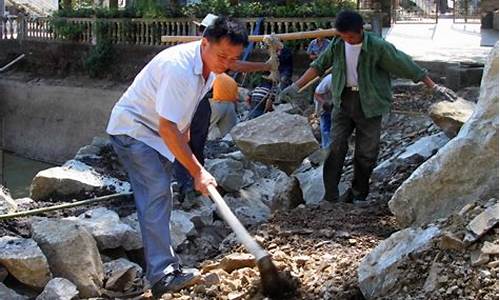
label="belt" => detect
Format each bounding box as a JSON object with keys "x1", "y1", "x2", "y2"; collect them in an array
[{"x1": 345, "y1": 86, "x2": 359, "y2": 92}]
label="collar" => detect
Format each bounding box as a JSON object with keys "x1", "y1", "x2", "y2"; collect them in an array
[{"x1": 193, "y1": 41, "x2": 203, "y2": 75}]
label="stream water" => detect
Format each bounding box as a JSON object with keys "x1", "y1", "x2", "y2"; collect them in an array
[{"x1": 2, "y1": 152, "x2": 54, "y2": 199}]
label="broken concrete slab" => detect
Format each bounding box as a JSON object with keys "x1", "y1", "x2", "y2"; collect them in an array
[
  {"x1": 0, "y1": 236, "x2": 52, "y2": 289},
  {"x1": 30, "y1": 218, "x2": 104, "y2": 298},
  {"x1": 36, "y1": 278, "x2": 79, "y2": 300}
]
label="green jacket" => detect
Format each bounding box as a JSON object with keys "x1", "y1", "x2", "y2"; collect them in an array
[{"x1": 310, "y1": 32, "x2": 427, "y2": 118}]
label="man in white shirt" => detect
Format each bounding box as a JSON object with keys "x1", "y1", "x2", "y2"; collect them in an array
[
  {"x1": 106, "y1": 17, "x2": 248, "y2": 297},
  {"x1": 314, "y1": 74, "x2": 333, "y2": 148}
]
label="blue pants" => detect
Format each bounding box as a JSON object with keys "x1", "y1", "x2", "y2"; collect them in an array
[
  {"x1": 110, "y1": 134, "x2": 178, "y2": 285},
  {"x1": 320, "y1": 111, "x2": 332, "y2": 148},
  {"x1": 173, "y1": 96, "x2": 211, "y2": 192}
]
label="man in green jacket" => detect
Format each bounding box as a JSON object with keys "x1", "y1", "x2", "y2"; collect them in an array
[{"x1": 280, "y1": 10, "x2": 456, "y2": 203}]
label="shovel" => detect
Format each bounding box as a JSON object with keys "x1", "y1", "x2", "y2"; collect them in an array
[{"x1": 207, "y1": 185, "x2": 294, "y2": 297}]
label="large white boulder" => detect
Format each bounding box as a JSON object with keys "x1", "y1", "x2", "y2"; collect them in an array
[
  {"x1": 30, "y1": 218, "x2": 104, "y2": 298},
  {"x1": 30, "y1": 160, "x2": 130, "y2": 201},
  {"x1": 230, "y1": 111, "x2": 319, "y2": 173},
  {"x1": 0, "y1": 236, "x2": 52, "y2": 289},
  {"x1": 389, "y1": 44, "x2": 499, "y2": 227}
]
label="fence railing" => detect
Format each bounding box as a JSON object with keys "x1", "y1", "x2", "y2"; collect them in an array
[{"x1": 1, "y1": 15, "x2": 338, "y2": 49}]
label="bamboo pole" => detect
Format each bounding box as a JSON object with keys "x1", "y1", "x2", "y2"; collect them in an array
[{"x1": 0, "y1": 192, "x2": 133, "y2": 220}]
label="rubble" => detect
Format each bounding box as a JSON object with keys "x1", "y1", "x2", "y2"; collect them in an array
[
  {"x1": 389, "y1": 45, "x2": 499, "y2": 227},
  {"x1": 0, "y1": 187, "x2": 17, "y2": 214},
  {"x1": 464, "y1": 203, "x2": 499, "y2": 243},
  {"x1": 103, "y1": 258, "x2": 143, "y2": 292}
]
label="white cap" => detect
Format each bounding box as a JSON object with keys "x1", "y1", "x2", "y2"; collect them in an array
[{"x1": 193, "y1": 13, "x2": 218, "y2": 28}]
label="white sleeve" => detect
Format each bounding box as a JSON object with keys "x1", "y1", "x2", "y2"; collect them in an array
[
  {"x1": 155, "y1": 64, "x2": 196, "y2": 125},
  {"x1": 315, "y1": 74, "x2": 332, "y2": 94}
]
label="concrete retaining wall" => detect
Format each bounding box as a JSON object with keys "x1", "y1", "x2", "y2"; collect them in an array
[{"x1": 0, "y1": 79, "x2": 125, "y2": 163}]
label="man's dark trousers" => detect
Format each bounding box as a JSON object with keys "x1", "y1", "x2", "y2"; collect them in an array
[
  {"x1": 173, "y1": 96, "x2": 211, "y2": 191},
  {"x1": 323, "y1": 88, "x2": 382, "y2": 201}
]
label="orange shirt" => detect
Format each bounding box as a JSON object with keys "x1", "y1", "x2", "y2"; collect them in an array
[{"x1": 212, "y1": 73, "x2": 238, "y2": 102}]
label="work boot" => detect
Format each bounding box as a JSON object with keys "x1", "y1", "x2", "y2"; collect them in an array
[{"x1": 151, "y1": 269, "x2": 197, "y2": 298}]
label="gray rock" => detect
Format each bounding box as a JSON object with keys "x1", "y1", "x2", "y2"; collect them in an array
[
  {"x1": 120, "y1": 213, "x2": 143, "y2": 250},
  {"x1": 0, "y1": 266, "x2": 7, "y2": 282},
  {"x1": 397, "y1": 132, "x2": 449, "y2": 163},
  {"x1": 36, "y1": 278, "x2": 79, "y2": 300},
  {"x1": 75, "y1": 137, "x2": 110, "y2": 160},
  {"x1": 0, "y1": 236, "x2": 52, "y2": 289},
  {"x1": 271, "y1": 171, "x2": 304, "y2": 210},
  {"x1": 358, "y1": 226, "x2": 440, "y2": 299},
  {"x1": 429, "y1": 98, "x2": 476, "y2": 138},
  {"x1": 481, "y1": 241, "x2": 499, "y2": 255},
  {"x1": 223, "y1": 195, "x2": 270, "y2": 226},
  {"x1": 423, "y1": 261, "x2": 442, "y2": 293},
  {"x1": 294, "y1": 167, "x2": 324, "y2": 205},
  {"x1": 0, "y1": 282, "x2": 27, "y2": 299},
  {"x1": 171, "y1": 210, "x2": 196, "y2": 249},
  {"x1": 205, "y1": 158, "x2": 254, "y2": 192},
  {"x1": 231, "y1": 111, "x2": 319, "y2": 173},
  {"x1": 471, "y1": 249, "x2": 490, "y2": 266},
  {"x1": 103, "y1": 258, "x2": 142, "y2": 292},
  {"x1": 389, "y1": 45, "x2": 499, "y2": 227},
  {"x1": 30, "y1": 160, "x2": 130, "y2": 201},
  {"x1": 0, "y1": 186, "x2": 17, "y2": 214},
  {"x1": 67, "y1": 207, "x2": 140, "y2": 251},
  {"x1": 294, "y1": 166, "x2": 348, "y2": 205},
  {"x1": 464, "y1": 203, "x2": 499, "y2": 243},
  {"x1": 373, "y1": 133, "x2": 449, "y2": 181},
  {"x1": 31, "y1": 218, "x2": 104, "y2": 298}
]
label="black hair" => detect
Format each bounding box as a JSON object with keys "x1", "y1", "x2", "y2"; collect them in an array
[
  {"x1": 203, "y1": 16, "x2": 249, "y2": 47},
  {"x1": 334, "y1": 10, "x2": 364, "y2": 33}
]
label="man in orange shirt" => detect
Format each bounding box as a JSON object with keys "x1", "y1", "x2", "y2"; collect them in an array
[{"x1": 209, "y1": 72, "x2": 239, "y2": 138}]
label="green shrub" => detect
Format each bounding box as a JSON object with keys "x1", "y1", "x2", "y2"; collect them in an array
[
  {"x1": 49, "y1": 18, "x2": 85, "y2": 41},
  {"x1": 84, "y1": 21, "x2": 115, "y2": 77}
]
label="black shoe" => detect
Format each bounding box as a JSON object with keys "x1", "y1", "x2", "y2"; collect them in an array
[{"x1": 151, "y1": 270, "x2": 196, "y2": 298}]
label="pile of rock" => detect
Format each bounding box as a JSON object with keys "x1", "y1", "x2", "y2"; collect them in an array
[{"x1": 358, "y1": 198, "x2": 499, "y2": 300}]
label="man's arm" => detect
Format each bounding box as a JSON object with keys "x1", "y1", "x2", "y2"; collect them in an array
[
  {"x1": 229, "y1": 60, "x2": 271, "y2": 73},
  {"x1": 158, "y1": 118, "x2": 216, "y2": 195}
]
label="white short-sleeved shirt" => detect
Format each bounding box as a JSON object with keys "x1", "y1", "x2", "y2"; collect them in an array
[
  {"x1": 106, "y1": 41, "x2": 216, "y2": 161},
  {"x1": 314, "y1": 74, "x2": 332, "y2": 114}
]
